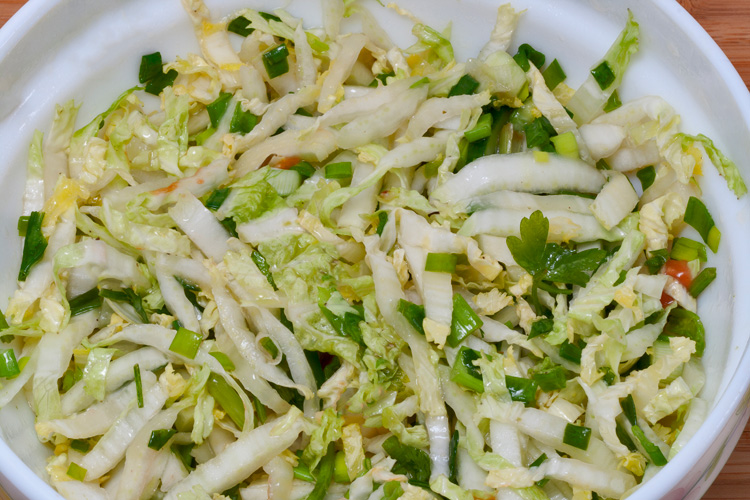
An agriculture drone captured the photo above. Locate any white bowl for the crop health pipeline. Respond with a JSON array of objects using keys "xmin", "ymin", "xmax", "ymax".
[{"xmin": 0, "ymin": 0, "xmax": 749, "ymax": 499}]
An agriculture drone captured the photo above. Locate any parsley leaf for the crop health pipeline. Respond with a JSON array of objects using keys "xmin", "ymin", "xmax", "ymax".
[{"xmin": 507, "ymin": 211, "xmax": 607, "ymax": 307}]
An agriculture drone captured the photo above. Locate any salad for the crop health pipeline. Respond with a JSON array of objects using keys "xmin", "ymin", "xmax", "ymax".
[{"xmin": 0, "ymin": 1, "xmax": 745, "ymax": 499}]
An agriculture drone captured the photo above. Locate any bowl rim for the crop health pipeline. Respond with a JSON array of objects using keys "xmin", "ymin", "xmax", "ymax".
[{"xmin": 0, "ymin": 1, "xmax": 749, "ymax": 499}]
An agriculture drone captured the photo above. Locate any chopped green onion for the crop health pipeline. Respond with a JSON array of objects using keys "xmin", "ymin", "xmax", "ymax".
[
  {"xmin": 207, "ymin": 372, "xmax": 245, "ymax": 429},
  {"xmin": 139, "ymin": 52, "xmax": 163, "ymax": 84},
  {"xmin": 369, "ymin": 70, "xmax": 395, "ymax": 87},
  {"xmin": 334, "ymin": 451, "xmax": 349, "ymax": 483},
  {"xmin": 221, "ymin": 217, "xmax": 238, "ymax": 238},
  {"xmin": 563, "ymin": 423, "xmax": 591, "ymax": 450},
  {"xmin": 252, "ymin": 394, "xmax": 268, "ymax": 424},
  {"xmin": 528, "ymin": 318, "xmax": 553, "ymax": 339},
  {"xmin": 100, "ymin": 288, "xmax": 149, "ymax": 323},
  {"xmin": 448, "ymin": 74, "xmax": 479, "ymax": 97},
  {"xmin": 293, "ymin": 460, "xmax": 315, "ymax": 482},
  {"xmin": 513, "ymin": 43, "xmax": 546, "ymax": 72},
  {"xmin": 304, "ymin": 349, "xmax": 325, "ymax": 388},
  {"xmin": 600, "ymin": 366, "xmax": 616, "ymax": 385},
  {"xmin": 307, "ymin": 443, "xmax": 336, "ymax": 500},
  {"xmin": 209, "ymin": 351, "xmax": 235, "ymax": 371},
  {"xmin": 684, "ymin": 196, "xmax": 720, "ymax": 252},
  {"xmin": 616, "ymin": 421, "xmax": 638, "ymax": 452},
  {"xmin": 17, "ymin": 215, "xmax": 29, "ymax": 237},
  {"xmin": 61, "ymin": 366, "xmax": 83, "ymax": 393},
  {"xmin": 620, "ymin": 394, "xmax": 637, "ymax": 426},
  {"xmin": 193, "ymin": 126, "xmax": 215, "ymax": 146},
  {"xmin": 69, "ymin": 288, "xmax": 103, "ymax": 317},
  {"xmin": 134, "ymin": 364, "xmax": 144, "ymax": 408},
  {"xmin": 596, "ymin": 159, "xmax": 611, "ymax": 170},
  {"xmin": 320, "ymin": 307, "xmax": 363, "ymax": 344},
  {"xmin": 450, "ymin": 346, "xmax": 484, "ymax": 393},
  {"xmin": 70, "ymin": 439, "xmax": 90, "ymax": 453},
  {"xmin": 671, "ymin": 237, "xmax": 707, "ymax": 263},
  {"xmin": 505, "ymin": 375, "xmax": 537, "ymax": 407},
  {"xmin": 144, "ymin": 69, "xmax": 178, "ymax": 96},
  {"xmin": 205, "ymin": 188, "xmax": 231, "ymax": 211},
  {"xmin": 324, "ymin": 161, "xmax": 352, "ymax": 179},
  {"xmin": 464, "ymin": 114, "xmax": 493, "ymax": 143},
  {"xmin": 251, "ymin": 250, "xmax": 278, "ymax": 290},
  {"xmin": 645, "ymin": 248, "xmax": 669, "ymax": 274},
  {"xmin": 663, "ymin": 308, "xmax": 705, "ymax": 357},
  {"xmin": 591, "ymin": 61, "xmax": 615, "ymax": 90},
  {"xmin": 524, "ymin": 116, "xmax": 557, "ymax": 149},
  {"xmin": 169, "ymin": 327, "xmax": 202, "ymax": 360},
  {"xmin": 550, "ymin": 131, "xmax": 579, "ymax": 159},
  {"xmin": 260, "ymin": 337, "xmax": 279, "ymax": 359},
  {"xmin": 295, "ymin": 107, "xmax": 313, "ymax": 117},
  {"xmin": 559, "ymin": 340, "xmax": 582, "ymax": 364},
  {"xmin": 291, "ymin": 161, "xmax": 316, "ymax": 179},
  {"xmin": 424, "ymin": 252, "xmax": 458, "ymax": 273},
  {"xmin": 637, "ymin": 165, "xmax": 656, "ymax": 191},
  {"xmin": 171, "ymin": 443, "xmax": 195, "ymax": 470},
  {"xmin": 148, "ymin": 429, "xmax": 176, "ymax": 451},
  {"xmin": 18, "ymin": 211, "xmax": 47, "ymax": 282},
  {"xmin": 382, "ymin": 435, "xmax": 431, "ymax": 484},
  {"xmin": 410, "ymin": 77, "xmax": 430, "ymax": 88},
  {"xmin": 207, "ymin": 92, "xmax": 233, "ymax": 128},
  {"xmin": 530, "ymin": 453, "xmax": 547, "ymax": 468},
  {"xmin": 448, "ymin": 430, "xmax": 459, "ymax": 484},
  {"xmin": 376, "ymin": 211, "xmax": 388, "ymax": 236},
  {"xmin": 632, "ymin": 425, "xmax": 667, "ymax": 466},
  {"xmin": 529, "ymin": 358, "xmax": 567, "ymax": 391},
  {"xmin": 229, "ymin": 103, "xmax": 258, "ymax": 135},
  {"xmin": 447, "ymin": 293, "xmax": 484, "ymax": 347},
  {"xmin": 0, "ymin": 349, "xmax": 20, "ymax": 378},
  {"xmin": 227, "ymin": 16, "xmax": 254, "ymax": 37},
  {"xmin": 262, "ymin": 44, "xmax": 290, "ymax": 79},
  {"xmin": 604, "ymin": 89, "xmax": 622, "ymax": 112},
  {"xmin": 259, "ymin": 11, "xmax": 282, "ymax": 22},
  {"xmin": 66, "ymin": 462, "xmax": 87, "ymax": 481},
  {"xmin": 398, "ymin": 299, "xmax": 425, "ymax": 335},
  {"xmin": 542, "ymin": 59, "xmax": 566, "ymax": 90},
  {"xmin": 689, "ymin": 267, "xmax": 717, "ymax": 297}
]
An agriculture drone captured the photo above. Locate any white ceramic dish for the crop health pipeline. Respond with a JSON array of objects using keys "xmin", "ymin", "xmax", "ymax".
[{"xmin": 0, "ymin": 0, "xmax": 748, "ymax": 499}]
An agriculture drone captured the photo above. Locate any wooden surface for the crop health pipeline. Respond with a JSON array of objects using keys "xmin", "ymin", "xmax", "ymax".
[{"xmin": 0, "ymin": 0, "xmax": 748, "ymax": 499}]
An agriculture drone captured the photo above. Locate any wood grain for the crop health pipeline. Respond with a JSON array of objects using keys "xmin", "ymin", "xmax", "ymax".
[{"xmin": 0, "ymin": 1, "xmax": 749, "ymax": 499}]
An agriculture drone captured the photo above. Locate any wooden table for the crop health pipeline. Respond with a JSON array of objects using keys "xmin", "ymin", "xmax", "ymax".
[{"xmin": 0, "ymin": 0, "xmax": 748, "ymax": 499}]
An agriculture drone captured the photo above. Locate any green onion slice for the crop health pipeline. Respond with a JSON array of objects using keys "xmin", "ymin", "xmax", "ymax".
[
  {"xmin": 542, "ymin": 59, "xmax": 566, "ymax": 90},
  {"xmin": 449, "ymin": 346, "xmax": 484, "ymax": 393},
  {"xmin": 632, "ymin": 425, "xmax": 668, "ymax": 466},
  {"xmin": 0, "ymin": 349, "xmax": 20, "ymax": 378},
  {"xmin": 689, "ymin": 267, "xmax": 716, "ymax": 297},
  {"xmin": 506, "ymin": 375, "xmax": 538, "ymax": 407},
  {"xmin": 148, "ymin": 429, "xmax": 177, "ymax": 451},
  {"xmin": 324, "ymin": 161, "xmax": 353, "ymax": 179},
  {"xmin": 66, "ymin": 462, "xmax": 87, "ymax": 481},
  {"xmin": 447, "ymin": 293, "xmax": 483, "ymax": 347},
  {"xmin": 563, "ymin": 423, "xmax": 592, "ymax": 450},
  {"xmin": 671, "ymin": 237, "xmax": 707, "ymax": 263},
  {"xmin": 448, "ymin": 74, "xmax": 479, "ymax": 97},
  {"xmin": 18, "ymin": 211, "xmax": 47, "ymax": 282},
  {"xmin": 262, "ymin": 44, "xmax": 290, "ymax": 79},
  {"xmin": 591, "ymin": 61, "xmax": 615, "ymax": 90},
  {"xmin": 134, "ymin": 364, "xmax": 144, "ymax": 408},
  {"xmin": 169, "ymin": 327, "xmax": 203, "ymax": 360},
  {"xmin": 207, "ymin": 372, "xmax": 245, "ymax": 429},
  {"xmin": 424, "ymin": 252, "xmax": 458, "ymax": 273},
  {"xmin": 398, "ymin": 299, "xmax": 425, "ymax": 335}
]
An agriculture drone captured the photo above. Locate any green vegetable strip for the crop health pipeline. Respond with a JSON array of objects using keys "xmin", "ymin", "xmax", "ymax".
[
  {"xmin": 591, "ymin": 61, "xmax": 615, "ymax": 90},
  {"xmin": 632, "ymin": 425, "xmax": 667, "ymax": 466},
  {"xmin": 207, "ymin": 92, "xmax": 233, "ymax": 128},
  {"xmin": 263, "ymin": 44, "xmax": 290, "ymax": 79},
  {"xmin": 542, "ymin": 59, "xmax": 566, "ymax": 90},
  {"xmin": 68, "ymin": 288, "xmax": 103, "ymax": 317},
  {"xmin": 324, "ymin": 161, "xmax": 353, "ymax": 179},
  {"xmin": 529, "ymin": 359, "xmax": 567, "ymax": 391},
  {"xmin": 205, "ymin": 188, "xmax": 231, "ymax": 211},
  {"xmin": 169, "ymin": 327, "xmax": 203, "ymax": 360},
  {"xmin": 450, "ymin": 346, "xmax": 484, "ymax": 393},
  {"xmin": 447, "ymin": 294, "xmax": 483, "ymax": 347},
  {"xmin": 637, "ymin": 165, "xmax": 656, "ymax": 191},
  {"xmin": 464, "ymin": 114, "xmax": 493, "ymax": 143},
  {"xmin": 528, "ymin": 318, "xmax": 553, "ymax": 339},
  {"xmin": 375, "ymin": 211, "xmax": 388, "ymax": 236},
  {"xmin": 66, "ymin": 462, "xmax": 87, "ymax": 481},
  {"xmin": 513, "ymin": 43, "xmax": 546, "ymax": 72},
  {"xmin": 559, "ymin": 340, "xmax": 582, "ymax": 364},
  {"xmin": 620, "ymin": 394, "xmax": 637, "ymax": 426},
  {"xmin": 70, "ymin": 439, "xmax": 90, "ymax": 453},
  {"xmin": 17, "ymin": 215, "xmax": 29, "ymax": 237},
  {"xmin": 645, "ymin": 248, "xmax": 669, "ymax": 274},
  {"xmin": 209, "ymin": 351, "xmax": 236, "ymax": 371},
  {"xmin": 448, "ymin": 430, "xmax": 459, "ymax": 484},
  {"xmin": 684, "ymin": 196, "xmax": 720, "ymax": 252},
  {"xmin": 100, "ymin": 288, "xmax": 150, "ymax": 323},
  {"xmin": 398, "ymin": 299, "xmax": 426, "ymax": 335},
  {"xmin": 0, "ymin": 349, "xmax": 20, "ymax": 378},
  {"xmin": 506, "ymin": 375, "xmax": 537, "ymax": 407},
  {"xmin": 251, "ymin": 250, "xmax": 278, "ymax": 290},
  {"xmin": 227, "ymin": 16, "xmax": 254, "ymax": 36},
  {"xmin": 293, "ymin": 460, "xmax": 315, "ymax": 482},
  {"xmin": 229, "ymin": 104, "xmax": 258, "ymax": 135},
  {"xmin": 333, "ymin": 451, "xmax": 349, "ymax": 483},
  {"xmin": 207, "ymin": 372, "xmax": 245, "ymax": 429},
  {"xmin": 134, "ymin": 364, "xmax": 144, "ymax": 408},
  {"xmin": 663, "ymin": 308, "xmax": 706, "ymax": 357},
  {"xmin": 448, "ymin": 74, "xmax": 479, "ymax": 97},
  {"xmin": 144, "ymin": 69, "xmax": 178, "ymax": 96},
  {"xmin": 670, "ymin": 237, "xmax": 707, "ymax": 262},
  {"xmin": 382, "ymin": 435, "xmax": 431, "ymax": 484},
  {"xmin": 307, "ymin": 443, "xmax": 336, "ymax": 500},
  {"xmin": 139, "ymin": 52, "xmax": 163, "ymax": 84},
  {"xmin": 615, "ymin": 421, "xmax": 638, "ymax": 452},
  {"xmin": 291, "ymin": 161, "xmax": 316, "ymax": 179},
  {"xmin": 148, "ymin": 429, "xmax": 177, "ymax": 451},
  {"xmin": 424, "ymin": 252, "xmax": 458, "ymax": 273},
  {"xmin": 689, "ymin": 267, "xmax": 716, "ymax": 297},
  {"xmin": 562, "ymin": 423, "xmax": 592, "ymax": 450},
  {"xmin": 18, "ymin": 211, "xmax": 47, "ymax": 282},
  {"xmin": 603, "ymin": 89, "xmax": 622, "ymax": 112}
]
